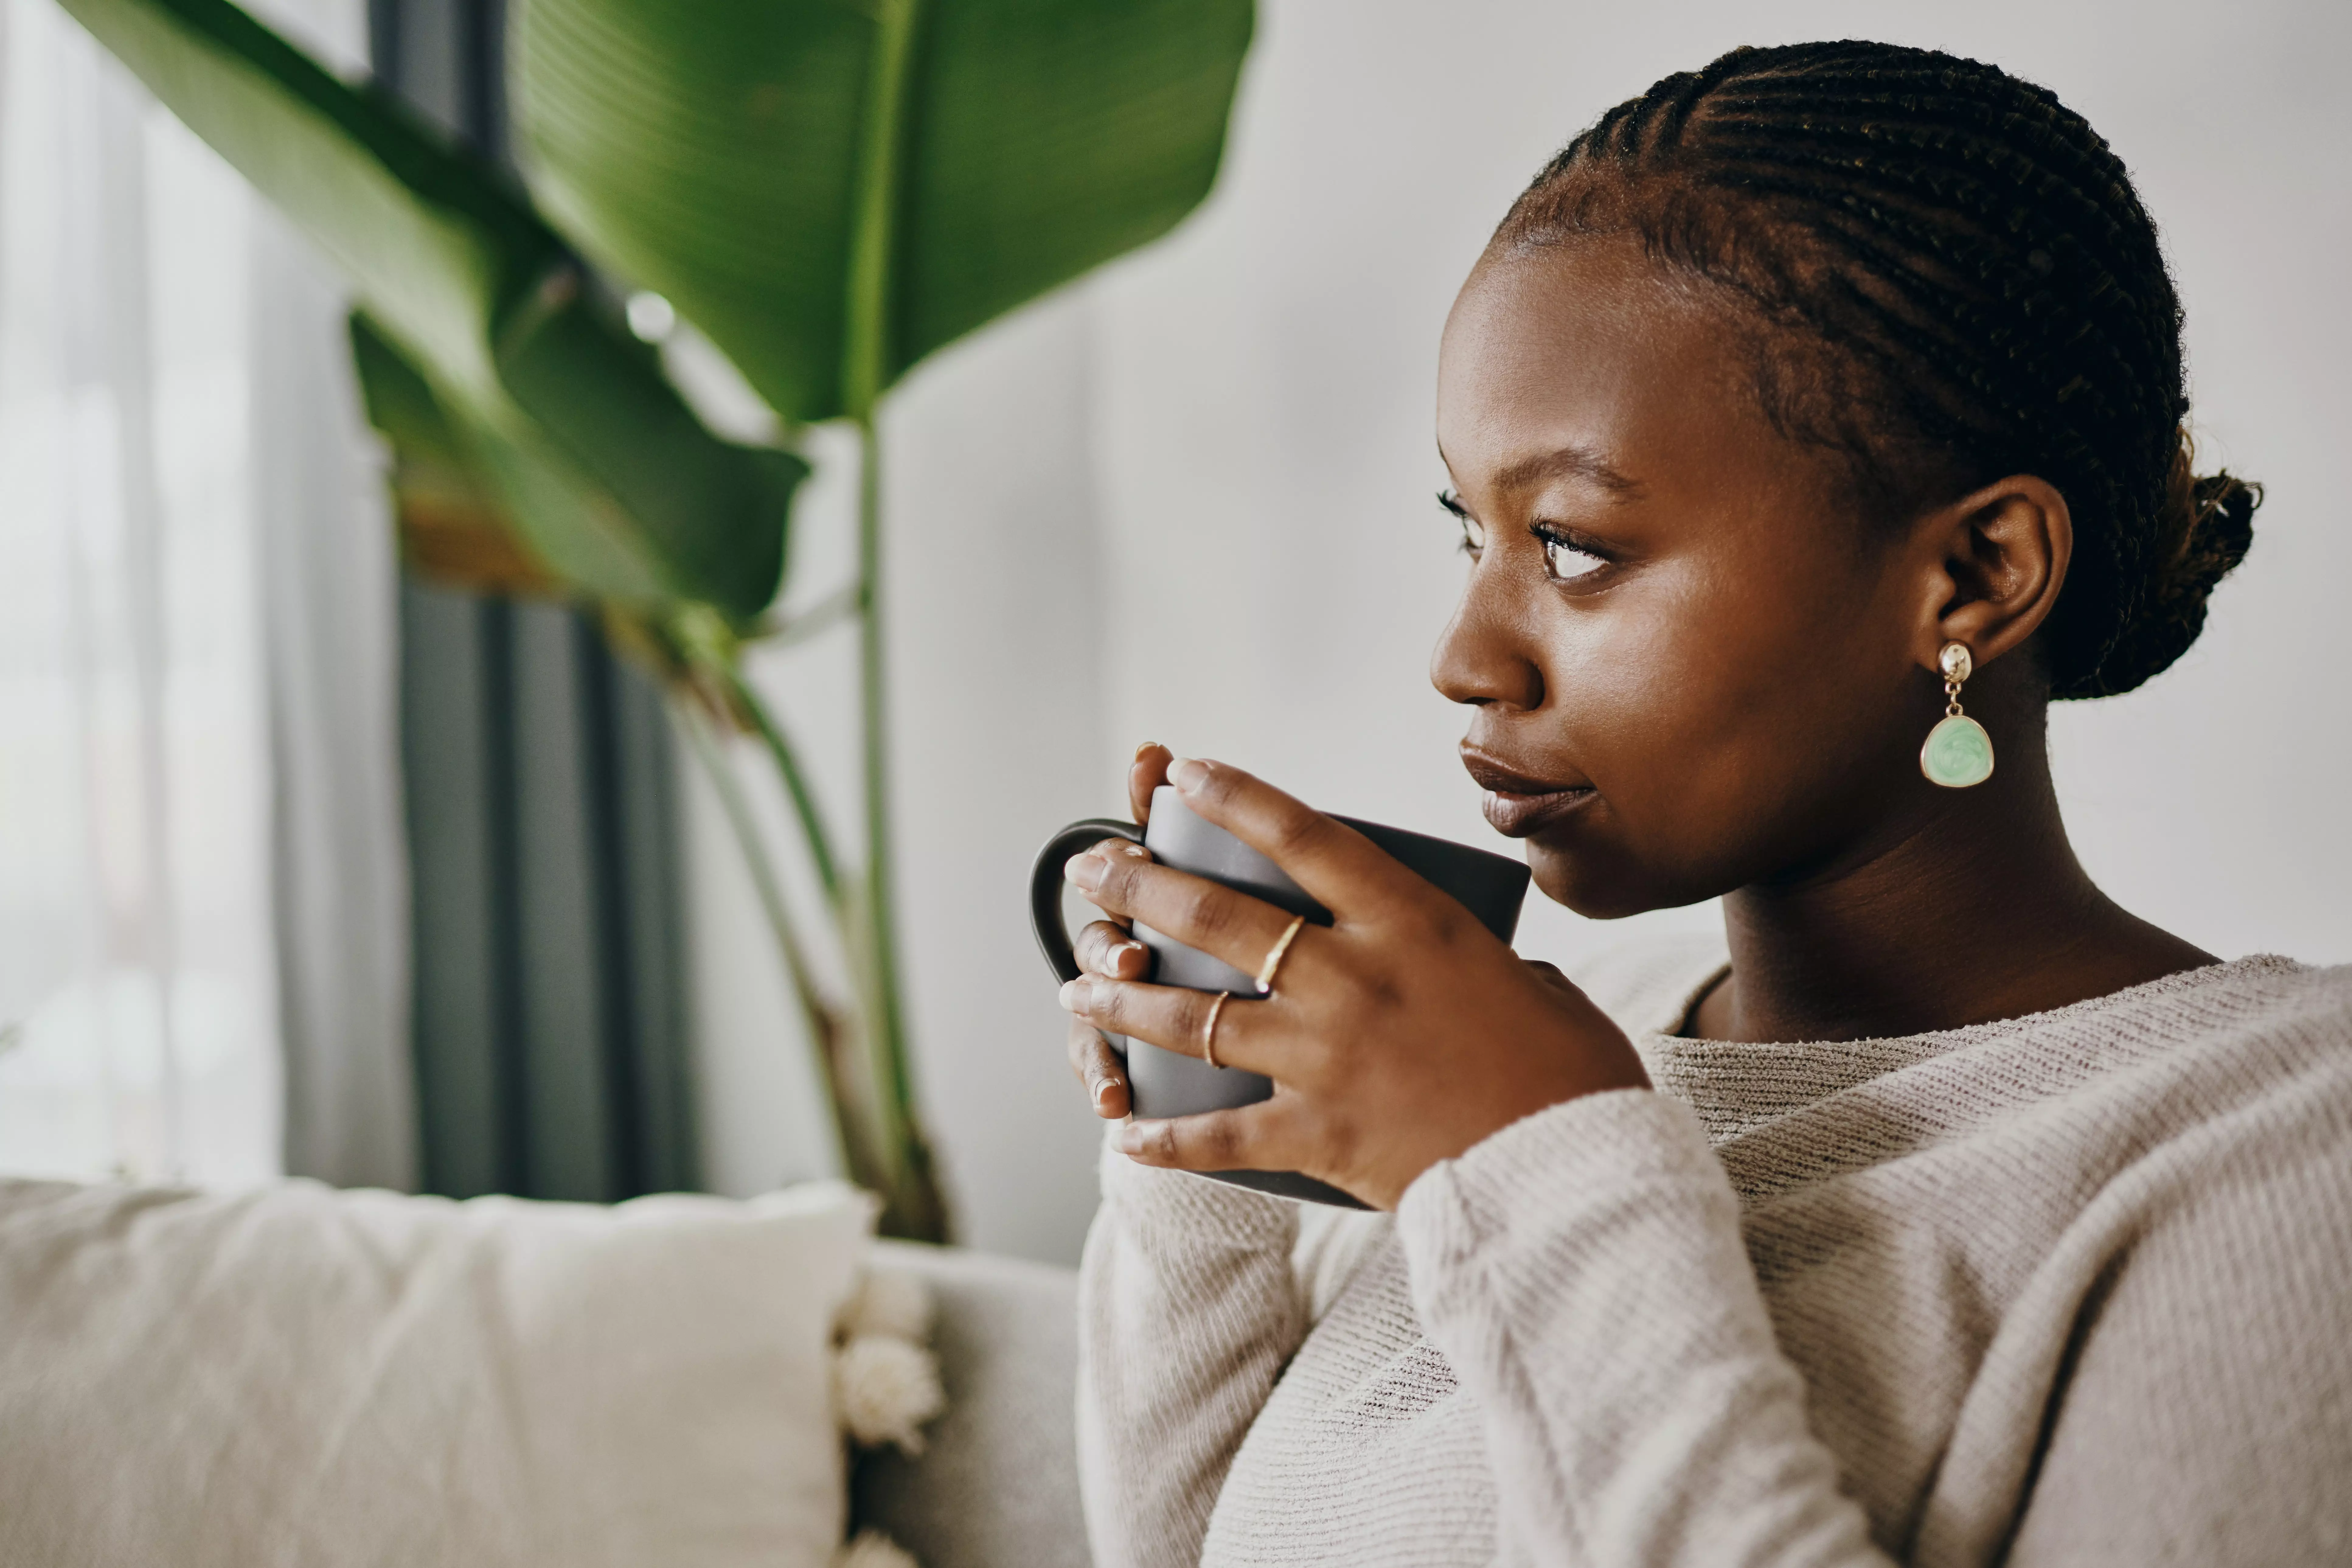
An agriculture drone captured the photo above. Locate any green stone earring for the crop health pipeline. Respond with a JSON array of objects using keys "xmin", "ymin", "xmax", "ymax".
[{"xmin": 1920, "ymin": 642, "xmax": 1994, "ymax": 788}]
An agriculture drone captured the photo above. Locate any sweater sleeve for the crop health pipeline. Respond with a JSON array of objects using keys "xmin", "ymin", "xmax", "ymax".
[
  {"xmin": 1997, "ymin": 1092, "xmax": 2352, "ymax": 1566},
  {"xmin": 1077, "ymin": 1133, "xmax": 1306, "ymax": 1568},
  {"xmin": 1395, "ymin": 1090, "xmax": 1894, "ymax": 1568}
]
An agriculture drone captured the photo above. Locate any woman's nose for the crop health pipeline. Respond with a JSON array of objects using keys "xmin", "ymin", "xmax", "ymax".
[{"xmin": 1430, "ymin": 576, "xmax": 1544, "ymax": 712}]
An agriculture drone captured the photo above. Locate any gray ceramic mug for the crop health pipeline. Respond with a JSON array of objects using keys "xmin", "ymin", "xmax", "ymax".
[{"xmin": 1030, "ymin": 786, "xmax": 1532, "ymax": 1207}]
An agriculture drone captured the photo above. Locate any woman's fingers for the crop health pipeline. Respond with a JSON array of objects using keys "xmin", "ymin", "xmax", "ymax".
[
  {"xmin": 1070, "ymin": 835, "xmax": 1153, "ymax": 921},
  {"xmin": 1064, "ymin": 847, "xmax": 1309, "ymax": 982},
  {"xmin": 1116, "ymin": 1101, "xmax": 1296, "ymax": 1174},
  {"xmin": 1065, "ymin": 1014, "xmax": 1130, "ymax": 1119},
  {"xmin": 1163, "ymin": 757, "xmax": 1420, "ymax": 917},
  {"xmin": 1057, "ymin": 976, "xmax": 1282, "ymax": 1079},
  {"xmin": 1075, "ymin": 919, "xmax": 1151, "ymax": 981},
  {"xmin": 1129, "ymin": 742, "xmax": 1175, "ymax": 824}
]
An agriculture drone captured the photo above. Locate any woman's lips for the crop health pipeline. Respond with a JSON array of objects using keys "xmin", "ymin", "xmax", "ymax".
[
  {"xmin": 1480, "ymin": 784, "xmax": 1598, "ymax": 837},
  {"xmin": 1460, "ymin": 748, "xmax": 1598, "ymax": 838}
]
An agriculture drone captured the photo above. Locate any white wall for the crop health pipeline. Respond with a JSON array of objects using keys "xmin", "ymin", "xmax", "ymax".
[{"xmin": 690, "ymin": 0, "xmax": 2352, "ymax": 1264}]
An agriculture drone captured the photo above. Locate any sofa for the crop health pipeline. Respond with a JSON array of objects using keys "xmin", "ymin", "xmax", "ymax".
[
  {"xmin": 0, "ymin": 1177, "xmax": 1087, "ymax": 1568},
  {"xmin": 853, "ymin": 1242, "xmax": 1092, "ymax": 1568}
]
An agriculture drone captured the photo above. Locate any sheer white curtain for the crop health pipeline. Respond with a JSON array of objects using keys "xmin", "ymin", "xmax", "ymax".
[{"xmin": 0, "ymin": 0, "xmax": 409, "ymax": 1189}]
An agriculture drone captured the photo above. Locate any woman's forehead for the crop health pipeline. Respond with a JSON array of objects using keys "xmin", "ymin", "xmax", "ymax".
[{"xmin": 1437, "ymin": 241, "xmax": 1775, "ymax": 490}]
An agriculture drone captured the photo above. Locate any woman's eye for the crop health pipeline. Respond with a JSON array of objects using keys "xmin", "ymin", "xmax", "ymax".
[
  {"xmin": 1542, "ymin": 534, "xmax": 1607, "ymax": 581},
  {"xmin": 1438, "ymin": 490, "xmax": 1484, "ymax": 555}
]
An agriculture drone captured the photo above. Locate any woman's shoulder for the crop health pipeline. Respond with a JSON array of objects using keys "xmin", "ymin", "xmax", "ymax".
[
  {"xmin": 1555, "ymin": 938, "xmax": 2351, "ymax": 1060},
  {"xmin": 1878, "ymin": 956, "xmax": 2352, "ymax": 1192},
  {"xmin": 2042, "ymin": 953, "xmax": 2351, "ymax": 1073},
  {"xmin": 2220, "ymin": 953, "xmax": 2352, "ymax": 1028},
  {"xmin": 2150, "ymin": 955, "xmax": 2352, "ymax": 1098}
]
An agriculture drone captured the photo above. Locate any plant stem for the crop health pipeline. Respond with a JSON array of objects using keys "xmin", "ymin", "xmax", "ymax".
[
  {"xmin": 834, "ymin": 0, "xmax": 947, "ymax": 1242},
  {"xmin": 675, "ymin": 698, "xmax": 877, "ymax": 1190},
  {"xmin": 720, "ymin": 666, "xmax": 844, "ymax": 909},
  {"xmin": 852, "ymin": 413, "xmax": 947, "ymax": 1242}
]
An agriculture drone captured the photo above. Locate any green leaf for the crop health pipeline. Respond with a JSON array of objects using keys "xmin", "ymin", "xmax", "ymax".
[
  {"xmin": 349, "ymin": 310, "xmax": 551, "ymax": 594},
  {"xmin": 890, "ymin": 0, "xmax": 1256, "ymax": 379},
  {"xmin": 509, "ymin": 0, "xmax": 1255, "ymax": 424},
  {"xmin": 497, "ymin": 281, "xmax": 807, "ymax": 618},
  {"xmin": 59, "ymin": 0, "xmax": 805, "ymax": 622}
]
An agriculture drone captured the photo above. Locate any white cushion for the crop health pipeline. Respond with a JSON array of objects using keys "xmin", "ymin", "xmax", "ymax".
[{"xmin": 0, "ymin": 1176, "xmax": 874, "ymax": 1568}]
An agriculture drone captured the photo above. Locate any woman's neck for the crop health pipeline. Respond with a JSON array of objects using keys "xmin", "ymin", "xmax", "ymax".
[{"xmin": 1689, "ymin": 721, "xmax": 2215, "ymax": 1044}]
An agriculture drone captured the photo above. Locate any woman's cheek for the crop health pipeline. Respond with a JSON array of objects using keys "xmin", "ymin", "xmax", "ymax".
[{"xmin": 1524, "ymin": 597, "xmax": 1772, "ymax": 911}]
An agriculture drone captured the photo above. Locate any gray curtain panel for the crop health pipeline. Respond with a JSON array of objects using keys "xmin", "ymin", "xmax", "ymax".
[{"xmin": 371, "ymin": 0, "xmax": 696, "ymax": 1201}]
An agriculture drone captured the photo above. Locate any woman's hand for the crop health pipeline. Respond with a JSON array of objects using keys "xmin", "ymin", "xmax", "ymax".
[
  {"xmin": 1062, "ymin": 744, "xmax": 1179, "ymax": 1122},
  {"xmin": 1059, "ymin": 756, "xmax": 1650, "ymax": 1209}
]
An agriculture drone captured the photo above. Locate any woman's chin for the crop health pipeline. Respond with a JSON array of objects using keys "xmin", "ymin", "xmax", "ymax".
[{"xmin": 1525, "ymin": 839, "xmax": 1695, "ymax": 923}]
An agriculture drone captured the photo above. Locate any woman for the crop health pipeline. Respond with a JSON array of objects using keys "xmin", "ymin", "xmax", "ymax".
[{"xmin": 1053, "ymin": 39, "xmax": 2352, "ymax": 1568}]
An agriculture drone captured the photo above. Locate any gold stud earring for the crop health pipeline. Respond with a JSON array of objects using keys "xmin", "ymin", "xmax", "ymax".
[{"xmin": 1920, "ymin": 642, "xmax": 1995, "ymax": 788}]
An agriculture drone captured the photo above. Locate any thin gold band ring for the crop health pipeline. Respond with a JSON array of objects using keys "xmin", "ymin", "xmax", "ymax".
[
  {"xmin": 1255, "ymin": 914, "xmax": 1308, "ymax": 996},
  {"xmin": 1201, "ymin": 992, "xmax": 1228, "ymax": 1070}
]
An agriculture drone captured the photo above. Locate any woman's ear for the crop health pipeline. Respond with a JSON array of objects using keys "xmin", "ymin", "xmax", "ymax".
[{"xmin": 1905, "ymin": 474, "xmax": 2072, "ymax": 674}]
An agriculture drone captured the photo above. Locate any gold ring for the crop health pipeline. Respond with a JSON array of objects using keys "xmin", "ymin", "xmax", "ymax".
[
  {"xmin": 1254, "ymin": 915, "xmax": 1308, "ymax": 997},
  {"xmin": 1201, "ymin": 992, "xmax": 1228, "ymax": 1070}
]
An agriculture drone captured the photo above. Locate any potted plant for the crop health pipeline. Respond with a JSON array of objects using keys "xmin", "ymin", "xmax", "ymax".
[{"xmin": 58, "ymin": 0, "xmax": 1254, "ymax": 1239}]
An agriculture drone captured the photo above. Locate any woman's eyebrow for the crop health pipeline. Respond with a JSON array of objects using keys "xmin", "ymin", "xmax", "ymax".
[{"xmin": 1491, "ymin": 443, "xmax": 1645, "ymax": 498}]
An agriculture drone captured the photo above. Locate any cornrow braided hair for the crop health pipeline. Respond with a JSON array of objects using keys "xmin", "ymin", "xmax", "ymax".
[{"xmin": 1497, "ymin": 40, "xmax": 2258, "ymax": 698}]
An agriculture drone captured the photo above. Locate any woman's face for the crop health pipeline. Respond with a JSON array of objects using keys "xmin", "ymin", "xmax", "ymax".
[{"xmin": 1432, "ymin": 233, "xmax": 1940, "ymax": 917}]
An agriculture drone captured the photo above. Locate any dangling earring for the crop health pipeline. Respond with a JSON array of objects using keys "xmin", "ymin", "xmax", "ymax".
[{"xmin": 1920, "ymin": 642, "xmax": 1995, "ymax": 788}]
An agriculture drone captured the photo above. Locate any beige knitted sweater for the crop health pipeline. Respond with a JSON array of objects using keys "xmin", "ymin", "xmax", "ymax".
[{"xmin": 1076, "ymin": 943, "xmax": 2352, "ymax": 1567}]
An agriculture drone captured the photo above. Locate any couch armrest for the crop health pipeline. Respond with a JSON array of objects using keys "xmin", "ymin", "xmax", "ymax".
[{"xmin": 851, "ymin": 1241, "xmax": 1089, "ymax": 1568}]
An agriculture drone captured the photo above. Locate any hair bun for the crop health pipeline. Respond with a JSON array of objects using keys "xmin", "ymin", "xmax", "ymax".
[{"xmin": 2087, "ymin": 432, "xmax": 2260, "ymax": 696}]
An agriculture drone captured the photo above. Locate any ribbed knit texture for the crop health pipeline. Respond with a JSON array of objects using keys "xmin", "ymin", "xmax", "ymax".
[{"xmin": 1076, "ymin": 944, "xmax": 2352, "ymax": 1566}]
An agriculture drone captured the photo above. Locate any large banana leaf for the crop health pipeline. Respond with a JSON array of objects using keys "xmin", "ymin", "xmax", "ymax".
[
  {"xmin": 59, "ymin": 0, "xmax": 806, "ymax": 622},
  {"xmin": 509, "ymin": 0, "xmax": 1256, "ymax": 423},
  {"xmin": 348, "ymin": 310, "xmax": 555, "ymax": 594}
]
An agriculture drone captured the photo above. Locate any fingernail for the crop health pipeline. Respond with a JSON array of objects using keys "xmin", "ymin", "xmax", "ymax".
[
  {"xmin": 1116, "ymin": 1123, "xmax": 1147, "ymax": 1155},
  {"xmin": 1064, "ymin": 852, "xmax": 1107, "ymax": 891},
  {"xmin": 1170, "ymin": 757, "xmax": 1209, "ymax": 794},
  {"xmin": 1092, "ymin": 1077, "xmax": 1121, "ymax": 1110},
  {"xmin": 1133, "ymin": 741, "xmax": 1163, "ymax": 760},
  {"xmin": 1058, "ymin": 978, "xmax": 1093, "ymax": 1012},
  {"xmin": 1113, "ymin": 842, "xmax": 1149, "ymax": 860},
  {"xmin": 1114, "ymin": 939, "xmax": 1146, "ymax": 974}
]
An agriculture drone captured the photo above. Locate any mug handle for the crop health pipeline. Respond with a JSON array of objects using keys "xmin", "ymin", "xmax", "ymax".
[{"xmin": 1030, "ymin": 819, "xmax": 1145, "ymax": 983}]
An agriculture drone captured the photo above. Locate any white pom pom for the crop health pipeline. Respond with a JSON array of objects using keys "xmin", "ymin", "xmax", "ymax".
[
  {"xmin": 833, "ymin": 1333, "xmax": 945, "ymax": 1455},
  {"xmin": 838, "ymin": 1265, "xmax": 933, "ymax": 1344},
  {"xmin": 834, "ymin": 1528, "xmax": 921, "ymax": 1568}
]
